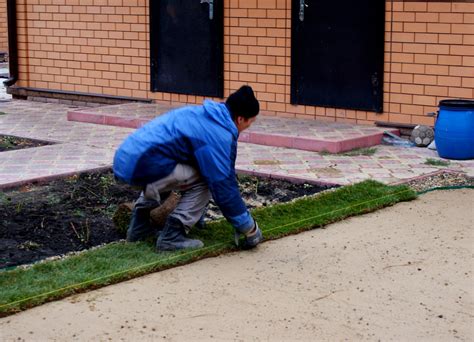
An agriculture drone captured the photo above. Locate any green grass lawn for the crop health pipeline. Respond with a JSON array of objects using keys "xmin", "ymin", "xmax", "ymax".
[
  {"xmin": 0, "ymin": 180, "xmax": 416, "ymax": 317},
  {"xmin": 424, "ymin": 158, "xmax": 451, "ymax": 167}
]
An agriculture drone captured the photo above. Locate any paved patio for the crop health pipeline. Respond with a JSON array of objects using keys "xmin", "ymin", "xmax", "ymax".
[
  {"xmin": 68, "ymin": 103, "xmax": 398, "ymax": 153},
  {"xmin": 0, "ymin": 98, "xmax": 473, "ymax": 189}
]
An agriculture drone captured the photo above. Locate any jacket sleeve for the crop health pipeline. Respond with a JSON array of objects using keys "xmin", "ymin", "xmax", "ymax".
[{"xmin": 194, "ymin": 144, "xmax": 254, "ymax": 233}]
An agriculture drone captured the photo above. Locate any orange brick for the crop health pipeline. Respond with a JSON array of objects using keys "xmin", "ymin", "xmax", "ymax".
[
  {"xmin": 392, "ymin": 53, "xmax": 414, "ymax": 63},
  {"xmin": 239, "ymin": 54, "xmax": 257, "ymax": 64},
  {"xmin": 257, "ymin": 74, "xmax": 276, "ymax": 83},
  {"xmin": 248, "ymin": 27, "xmax": 267, "ymax": 36},
  {"xmin": 267, "ymin": 10, "xmax": 286, "ymax": 19},
  {"xmin": 451, "ymin": 45, "xmax": 474, "ymax": 56},
  {"xmin": 426, "ymin": 44, "xmax": 450, "ymax": 55},
  {"xmin": 248, "ymin": 64, "xmax": 266, "ymax": 73},
  {"xmin": 258, "ymin": 0, "xmax": 276, "ymax": 9},
  {"xmin": 257, "ymin": 18, "xmax": 277, "ymax": 28},
  {"xmin": 230, "ymin": 45, "xmax": 247, "ymax": 54},
  {"xmin": 414, "ymin": 54, "xmax": 438, "ymax": 64},
  {"xmin": 448, "ymin": 87, "xmax": 473, "ymax": 98},
  {"xmin": 266, "ymin": 47, "xmax": 285, "ymax": 56},
  {"xmin": 391, "ymin": 93, "xmax": 413, "ymax": 104},
  {"xmin": 414, "ymin": 74, "xmax": 438, "ymax": 85},
  {"xmin": 413, "ymin": 95, "xmax": 436, "ymax": 106},
  {"xmin": 427, "ymin": 3, "xmax": 451, "ymax": 12},
  {"xmin": 415, "ymin": 13, "xmax": 439, "ymax": 23},
  {"xmin": 402, "ymin": 43, "xmax": 426, "ymax": 53},
  {"xmin": 231, "ymin": 8, "xmax": 248, "ymax": 17},
  {"xmin": 229, "ymin": 27, "xmax": 248, "ymax": 36},
  {"xmin": 452, "ymin": 24, "xmax": 474, "ymax": 34},
  {"xmin": 230, "ymin": 63, "xmax": 248, "ymax": 72},
  {"xmin": 267, "ymin": 28, "xmax": 286, "ymax": 38},
  {"xmin": 239, "ymin": 36, "xmax": 257, "ymax": 45},
  {"xmin": 439, "ymin": 55, "xmax": 463, "ymax": 66},
  {"xmin": 401, "ymin": 63, "xmax": 425, "ymax": 74},
  {"xmin": 275, "ymin": 75, "xmax": 286, "ymax": 84},
  {"xmin": 248, "ymin": 46, "xmax": 266, "ymax": 55},
  {"xmin": 452, "ymin": 3, "xmax": 474, "ymax": 13},
  {"xmin": 414, "ymin": 33, "xmax": 438, "ymax": 44},
  {"xmin": 439, "ymin": 13, "xmax": 464, "ymax": 24},
  {"xmin": 437, "ymin": 76, "xmax": 462, "ymax": 87},
  {"xmin": 275, "ymin": 93, "xmax": 285, "ymax": 103},
  {"xmin": 405, "ymin": 2, "xmax": 428, "ymax": 12},
  {"xmin": 247, "ymin": 9, "xmax": 266, "ymax": 18},
  {"xmin": 463, "ymin": 56, "xmax": 474, "ymax": 66},
  {"xmin": 404, "ymin": 23, "xmax": 427, "ymax": 33},
  {"xmin": 462, "ymin": 77, "xmax": 474, "ymax": 88},
  {"xmin": 266, "ymin": 65, "xmax": 285, "ymax": 75},
  {"xmin": 465, "ymin": 14, "xmax": 474, "ymax": 24},
  {"xmin": 257, "ymin": 37, "xmax": 276, "ymax": 46},
  {"xmin": 425, "ymin": 85, "xmax": 449, "ymax": 96},
  {"xmin": 427, "ymin": 23, "xmax": 451, "ymax": 34},
  {"xmin": 401, "ymin": 104, "xmax": 425, "ymax": 116},
  {"xmin": 401, "ymin": 84, "xmax": 424, "ymax": 95},
  {"xmin": 392, "ymin": 32, "xmax": 415, "ymax": 43},
  {"xmin": 267, "ymin": 84, "xmax": 285, "ymax": 94},
  {"xmin": 438, "ymin": 34, "xmax": 463, "ymax": 45},
  {"xmin": 239, "ymin": 0, "xmax": 257, "ymax": 9},
  {"xmin": 390, "ymin": 83, "xmax": 402, "ymax": 93},
  {"xmin": 392, "ymin": 22, "xmax": 403, "ymax": 32},
  {"xmin": 239, "ymin": 18, "xmax": 257, "ymax": 27},
  {"xmin": 257, "ymin": 55, "xmax": 276, "ymax": 65},
  {"xmin": 258, "ymin": 92, "xmax": 276, "ymax": 101},
  {"xmin": 276, "ymin": 0, "xmax": 285, "ymax": 9},
  {"xmin": 393, "ymin": 12, "xmax": 415, "ymax": 22},
  {"xmin": 449, "ymin": 66, "xmax": 474, "ymax": 77},
  {"xmin": 425, "ymin": 65, "xmax": 449, "ymax": 76},
  {"xmin": 464, "ymin": 35, "xmax": 474, "ymax": 45},
  {"xmin": 239, "ymin": 72, "xmax": 257, "ymax": 82}
]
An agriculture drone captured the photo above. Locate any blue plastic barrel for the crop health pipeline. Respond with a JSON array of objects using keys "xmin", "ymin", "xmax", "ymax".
[{"xmin": 435, "ymin": 99, "xmax": 474, "ymax": 160}]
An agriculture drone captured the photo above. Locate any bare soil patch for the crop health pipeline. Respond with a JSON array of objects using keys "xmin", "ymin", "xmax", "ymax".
[
  {"xmin": 0, "ymin": 170, "xmax": 333, "ymax": 269},
  {"xmin": 0, "ymin": 135, "xmax": 52, "ymax": 152}
]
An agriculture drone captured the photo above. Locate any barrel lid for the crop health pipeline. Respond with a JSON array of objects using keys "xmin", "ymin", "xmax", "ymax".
[{"xmin": 439, "ymin": 99, "xmax": 474, "ymax": 109}]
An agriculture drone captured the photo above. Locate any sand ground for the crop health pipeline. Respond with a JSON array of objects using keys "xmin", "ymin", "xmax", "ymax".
[{"xmin": 1, "ymin": 189, "xmax": 473, "ymax": 341}]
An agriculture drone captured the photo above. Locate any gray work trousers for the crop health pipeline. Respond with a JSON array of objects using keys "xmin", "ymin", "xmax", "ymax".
[{"xmin": 137, "ymin": 164, "xmax": 211, "ymax": 229}]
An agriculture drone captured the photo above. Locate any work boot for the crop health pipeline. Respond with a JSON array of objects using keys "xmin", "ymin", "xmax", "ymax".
[
  {"xmin": 156, "ymin": 216, "xmax": 204, "ymax": 251},
  {"xmin": 127, "ymin": 199, "xmax": 160, "ymax": 242}
]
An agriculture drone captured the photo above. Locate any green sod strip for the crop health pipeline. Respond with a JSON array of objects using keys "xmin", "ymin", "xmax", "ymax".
[{"xmin": 0, "ymin": 180, "xmax": 416, "ymax": 316}]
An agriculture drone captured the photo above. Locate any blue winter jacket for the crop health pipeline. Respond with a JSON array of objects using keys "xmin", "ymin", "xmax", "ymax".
[{"xmin": 113, "ymin": 100, "xmax": 253, "ymax": 232}]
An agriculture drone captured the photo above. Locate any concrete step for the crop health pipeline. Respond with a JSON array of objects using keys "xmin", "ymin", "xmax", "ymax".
[{"xmin": 68, "ymin": 102, "xmax": 399, "ymax": 153}]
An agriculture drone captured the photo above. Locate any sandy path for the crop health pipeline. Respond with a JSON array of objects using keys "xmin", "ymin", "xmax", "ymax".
[{"xmin": 1, "ymin": 189, "xmax": 473, "ymax": 341}]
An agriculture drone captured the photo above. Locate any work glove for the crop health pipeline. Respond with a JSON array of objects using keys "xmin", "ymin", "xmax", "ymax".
[{"xmin": 234, "ymin": 220, "xmax": 263, "ymax": 249}]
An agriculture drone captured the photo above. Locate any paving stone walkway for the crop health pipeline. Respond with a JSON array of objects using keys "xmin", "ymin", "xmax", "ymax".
[
  {"xmin": 1, "ymin": 99, "xmax": 473, "ymax": 189},
  {"xmin": 68, "ymin": 103, "xmax": 398, "ymax": 153}
]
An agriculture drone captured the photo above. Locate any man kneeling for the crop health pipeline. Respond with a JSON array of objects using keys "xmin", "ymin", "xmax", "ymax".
[{"xmin": 113, "ymin": 85, "xmax": 263, "ymax": 251}]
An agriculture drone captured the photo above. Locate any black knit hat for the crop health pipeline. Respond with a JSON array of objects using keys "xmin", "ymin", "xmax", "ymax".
[{"xmin": 225, "ymin": 85, "xmax": 260, "ymax": 119}]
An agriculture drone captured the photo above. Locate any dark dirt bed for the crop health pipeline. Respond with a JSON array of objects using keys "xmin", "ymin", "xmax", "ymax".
[
  {"xmin": 0, "ymin": 135, "xmax": 52, "ymax": 152},
  {"xmin": 0, "ymin": 170, "xmax": 333, "ymax": 269}
]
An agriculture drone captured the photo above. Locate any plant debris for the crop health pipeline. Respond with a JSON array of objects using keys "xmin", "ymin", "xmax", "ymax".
[
  {"xmin": 0, "ymin": 135, "xmax": 52, "ymax": 152},
  {"xmin": 404, "ymin": 172, "xmax": 474, "ymax": 193}
]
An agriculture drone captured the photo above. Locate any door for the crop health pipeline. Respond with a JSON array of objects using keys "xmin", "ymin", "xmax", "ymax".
[
  {"xmin": 150, "ymin": 0, "xmax": 224, "ymax": 97},
  {"xmin": 291, "ymin": 0, "xmax": 385, "ymax": 112}
]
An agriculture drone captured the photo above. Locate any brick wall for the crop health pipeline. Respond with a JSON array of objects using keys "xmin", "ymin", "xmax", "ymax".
[
  {"xmin": 387, "ymin": 1, "xmax": 474, "ymax": 126},
  {"xmin": 14, "ymin": 0, "xmax": 474, "ymax": 126},
  {"xmin": 0, "ymin": 0, "xmax": 8, "ymax": 54}
]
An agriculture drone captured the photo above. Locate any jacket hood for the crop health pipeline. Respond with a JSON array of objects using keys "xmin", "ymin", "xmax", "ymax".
[{"xmin": 203, "ymin": 100, "xmax": 238, "ymax": 138}]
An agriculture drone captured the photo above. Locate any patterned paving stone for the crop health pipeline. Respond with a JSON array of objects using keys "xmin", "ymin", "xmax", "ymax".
[
  {"xmin": 67, "ymin": 102, "xmax": 399, "ymax": 153},
  {"xmin": 0, "ymin": 100, "xmax": 473, "ymax": 189}
]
